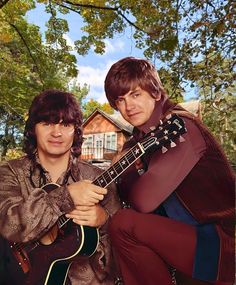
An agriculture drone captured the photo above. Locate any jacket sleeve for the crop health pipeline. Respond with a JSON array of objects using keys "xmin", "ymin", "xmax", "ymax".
[
  {"xmin": 119, "ymin": 118, "xmax": 207, "ymax": 213},
  {"xmin": 0, "ymin": 160, "xmax": 74, "ymax": 243}
]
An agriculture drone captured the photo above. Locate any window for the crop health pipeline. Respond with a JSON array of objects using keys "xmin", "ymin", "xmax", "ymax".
[
  {"xmin": 105, "ymin": 132, "xmax": 117, "ymax": 151},
  {"xmin": 82, "ymin": 135, "xmax": 93, "ymax": 154}
]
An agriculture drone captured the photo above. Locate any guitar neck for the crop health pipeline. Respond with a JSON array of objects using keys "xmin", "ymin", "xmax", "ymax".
[
  {"xmin": 93, "ymin": 142, "xmax": 145, "ymax": 188},
  {"xmin": 56, "ymin": 143, "xmax": 145, "ymax": 229}
]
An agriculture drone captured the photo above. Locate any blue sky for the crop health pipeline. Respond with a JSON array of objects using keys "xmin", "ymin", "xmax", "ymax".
[{"xmin": 26, "ymin": 3, "xmax": 145, "ymax": 103}]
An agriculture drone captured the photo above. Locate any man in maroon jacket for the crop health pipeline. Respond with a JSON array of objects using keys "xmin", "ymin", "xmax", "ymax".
[{"xmin": 104, "ymin": 57, "xmax": 235, "ymax": 285}]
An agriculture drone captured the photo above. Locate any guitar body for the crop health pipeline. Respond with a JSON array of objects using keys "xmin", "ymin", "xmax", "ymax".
[
  {"xmin": 1, "ymin": 183, "xmax": 99, "ymax": 285},
  {"xmin": 1, "ymin": 222, "xmax": 98, "ymax": 285}
]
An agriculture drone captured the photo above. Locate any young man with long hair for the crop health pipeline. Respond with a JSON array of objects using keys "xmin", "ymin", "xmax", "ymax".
[
  {"xmin": 0, "ymin": 89, "xmax": 120, "ymax": 285},
  {"xmin": 105, "ymin": 57, "xmax": 235, "ymax": 285}
]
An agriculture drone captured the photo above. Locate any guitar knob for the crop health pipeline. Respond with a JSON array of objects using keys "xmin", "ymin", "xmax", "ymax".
[
  {"xmin": 170, "ymin": 141, "xmax": 176, "ymax": 148},
  {"xmin": 179, "ymin": 136, "xmax": 185, "ymax": 142},
  {"xmin": 162, "ymin": 146, "xmax": 168, "ymax": 153}
]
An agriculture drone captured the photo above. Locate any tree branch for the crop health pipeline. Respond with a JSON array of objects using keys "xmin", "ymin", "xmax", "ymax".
[
  {"xmin": 55, "ymin": 0, "xmax": 147, "ymax": 33},
  {"xmin": 8, "ymin": 23, "xmax": 45, "ymax": 86},
  {"xmin": 0, "ymin": 0, "xmax": 10, "ymax": 9}
]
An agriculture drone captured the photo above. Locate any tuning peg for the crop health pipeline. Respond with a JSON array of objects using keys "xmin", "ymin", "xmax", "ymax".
[
  {"xmin": 159, "ymin": 119, "xmax": 163, "ymax": 125},
  {"xmin": 179, "ymin": 136, "xmax": 185, "ymax": 142},
  {"xmin": 162, "ymin": 146, "xmax": 168, "ymax": 153},
  {"xmin": 166, "ymin": 114, "xmax": 172, "ymax": 119},
  {"xmin": 170, "ymin": 141, "xmax": 176, "ymax": 148}
]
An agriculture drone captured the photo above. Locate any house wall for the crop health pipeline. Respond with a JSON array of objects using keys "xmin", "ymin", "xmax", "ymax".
[
  {"xmin": 82, "ymin": 113, "xmax": 130, "ymax": 161},
  {"xmin": 83, "ymin": 113, "xmax": 119, "ymax": 134}
]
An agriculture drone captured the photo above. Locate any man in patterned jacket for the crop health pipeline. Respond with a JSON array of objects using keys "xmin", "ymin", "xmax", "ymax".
[{"xmin": 0, "ymin": 89, "xmax": 120, "ymax": 285}]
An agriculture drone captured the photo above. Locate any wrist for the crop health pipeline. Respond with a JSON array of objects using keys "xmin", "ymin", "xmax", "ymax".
[{"xmin": 101, "ymin": 207, "xmax": 110, "ymax": 226}]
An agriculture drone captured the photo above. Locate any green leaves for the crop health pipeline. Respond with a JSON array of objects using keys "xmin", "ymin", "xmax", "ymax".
[
  {"xmin": 82, "ymin": 99, "xmax": 114, "ymax": 120},
  {"xmin": 0, "ymin": 0, "xmax": 235, "ymax": 163},
  {"xmin": 0, "ymin": 0, "xmax": 79, "ymax": 158}
]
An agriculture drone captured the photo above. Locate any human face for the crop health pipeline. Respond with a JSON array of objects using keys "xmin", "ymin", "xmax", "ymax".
[
  {"xmin": 115, "ymin": 86, "xmax": 158, "ymax": 127},
  {"xmin": 35, "ymin": 120, "xmax": 75, "ymax": 160}
]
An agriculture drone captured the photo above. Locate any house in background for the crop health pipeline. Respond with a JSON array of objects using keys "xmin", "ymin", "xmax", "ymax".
[
  {"xmin": 81, "ymin": 100, "xmax": 201, "ymax": 167},
  {"xmin": 81, "ymin": 109, "xmax": 133, "ymax": 166}
]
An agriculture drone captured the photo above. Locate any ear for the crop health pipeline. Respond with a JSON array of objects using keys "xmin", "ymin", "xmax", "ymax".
[{"xmin": 155, "ymin": 92, "xmax": 161, "ymax": 101}]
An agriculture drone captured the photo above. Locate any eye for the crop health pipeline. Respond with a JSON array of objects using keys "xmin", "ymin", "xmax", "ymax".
[
  {"xmin": 131, "ymin": 92, "xmax": 140, "ymax": 98},
  {"xmin": 115, "ymin": 98, "xmax": 125, "ymax": 105},
  {"xmin": 61, "ymin": 123, "xmax": 74, "ymax": 129},
  {"xmin": 41, "ymin": 122, "xmax": 50, "ymax": 126}
]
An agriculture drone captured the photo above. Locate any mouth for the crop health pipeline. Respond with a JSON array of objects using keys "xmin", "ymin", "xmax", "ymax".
[
  {"xmin": 127, "ymin": 112, "xmax": 140, "ymax": 119},
  {"xmin": 48, "ymin": 141, "xmax": 63, "ymax": 145}
]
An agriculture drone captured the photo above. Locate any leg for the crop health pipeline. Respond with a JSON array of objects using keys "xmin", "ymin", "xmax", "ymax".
[{"xmin": 109, "ymin": 208, "xmax": 197, "ymax": 285}]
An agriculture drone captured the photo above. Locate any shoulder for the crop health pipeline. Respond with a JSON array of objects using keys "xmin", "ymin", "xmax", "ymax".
[
  {"xmin": 169, "ymin": 106, "xmax": 205, "ymax": 139},
  {"xmin": 72, "ymin": 158, "xmax": 103, "ymax": 180},
  {"xmin": 174, "ymin": 114, "xmax": 207, "ymax": 156},
  {"xmin": 0, "ymin": 156, "xmax": 30, "ymax": 170},
  {"xmin": 0, "ymin": 156, "xmax": 31, "ymax": 178}
]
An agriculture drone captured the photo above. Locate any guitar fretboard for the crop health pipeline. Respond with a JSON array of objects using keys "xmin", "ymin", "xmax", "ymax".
[{"xmin": 93, "ymin": 143, "xmax": 145, "ymax": 188}]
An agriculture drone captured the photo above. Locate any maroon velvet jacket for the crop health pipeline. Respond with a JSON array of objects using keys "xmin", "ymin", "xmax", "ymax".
[
  {"xmin": 118, "ymin": 99, "xmax": 235, "ymax": 282},
  {"xmin": 172, "ymin": 110, "xmax": 235, "ymax": 282}
]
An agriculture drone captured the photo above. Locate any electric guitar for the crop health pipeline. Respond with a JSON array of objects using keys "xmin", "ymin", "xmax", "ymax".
[{"xmin": 1, "ymin": 113, "xmax": 186, "ymax": 285}]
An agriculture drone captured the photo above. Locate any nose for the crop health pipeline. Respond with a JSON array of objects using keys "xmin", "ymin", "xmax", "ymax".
[
  {"xmin": 125, "ymin": 97, "xmax": 135, "ymax": 112},
  {"xmin": 51, "ymin": 124, "xmax": 62, "ymax": 136}
]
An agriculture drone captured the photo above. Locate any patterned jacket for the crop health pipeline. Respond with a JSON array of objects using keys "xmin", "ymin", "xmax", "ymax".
[{"xmin": 0, "ymin": 155, "xmax": 121, "ymax": 285}]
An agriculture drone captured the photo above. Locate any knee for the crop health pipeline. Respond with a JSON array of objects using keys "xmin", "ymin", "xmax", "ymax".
[{"xmin": 109, "ymin": 208, "xmax": 137, "ymax": 242}]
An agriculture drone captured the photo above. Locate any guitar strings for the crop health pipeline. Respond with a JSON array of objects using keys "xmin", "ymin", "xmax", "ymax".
[{"xmin": 94, "ymin": 125, "xmax": 178, "ymax": 188}]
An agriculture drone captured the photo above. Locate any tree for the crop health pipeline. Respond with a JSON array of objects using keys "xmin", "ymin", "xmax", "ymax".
[
  {"xmin": 82, "ymin": 99, "xmax": 114, "ymax": 120},
  {"xmin": 69, "ymin": 79, "xmax": 90, "ymax": 105},
  {"xmin": 1, "ymin": 1, "xmax": 235, "ymax": 98},
  {"xmin": 0, "ymin": 0, "xmax": 87, "ymax": 159},
  {"xmin": 1, "ymin": 0, "xmax": 235, "ymax": 161},
  {"xmin": 21, "ymin": 0, "xmax": 234, "ymax": 100},
  {"xmin": 202, "ymin": 92, "xmax": 236, "ymax": 167}
]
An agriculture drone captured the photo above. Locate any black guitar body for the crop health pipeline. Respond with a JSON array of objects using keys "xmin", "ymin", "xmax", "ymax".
[
  {"xmin": 0, "ymin": 223, "xmax": 98, "ymax": 285},
  {"xmin": 0, "ymin": 183, "xmax": 99, "ymax": 285},
  {"xmin": 0, "ymin": 235, "xmax": 26, "ymax": 285}
]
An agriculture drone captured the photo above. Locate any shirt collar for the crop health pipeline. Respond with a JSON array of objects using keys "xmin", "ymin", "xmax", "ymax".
[
  {"xmin": 30, "ymin": 152, "xmax": 78, "ymax": 187},
  {"xmin": 133, "ymin": 98, "xmax": 165, "ymax": 141}
]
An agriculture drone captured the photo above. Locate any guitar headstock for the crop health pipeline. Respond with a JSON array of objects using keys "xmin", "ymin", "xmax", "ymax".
[{"xmin": 140, "ymin": 113, "xmax": 187, "ymax": 153}]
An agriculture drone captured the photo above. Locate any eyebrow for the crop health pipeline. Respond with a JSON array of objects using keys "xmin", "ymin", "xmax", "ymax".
[
  {"xmin": 130, "ymin": 89, "xmax": 140, "ymax": 94},
  {"xmin": 117, "ymin": 88, "xmax": 140, "ymax": 99}
]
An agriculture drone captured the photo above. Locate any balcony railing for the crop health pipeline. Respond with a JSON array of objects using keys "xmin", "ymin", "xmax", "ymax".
[{"xmin": 81, "ymin": 147, "xmax": 118, "ymax": 161}]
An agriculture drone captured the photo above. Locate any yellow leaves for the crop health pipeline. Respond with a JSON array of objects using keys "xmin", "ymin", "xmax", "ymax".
[
  {"xmin": 79, "ymin": 0, "xmax": 107, "ymax": 4},
  {"xmin": 190, "ymin": 20, "xmax": 226, "ymax": 35},
  {"xmin": 0, "ymin": 31, "xmax": 13, "ymax": 43},
  {"xmin": 2, "ymin": 0, "xmax": 35, "ymax": 19},
  {"xmin": 0, "ymin": 17, "xmax": 14, "ymax": 43},
  {"xmin": 23, "ymin": 112, "xmax": 29, "ymax": 122},
  {"xmin": 5, "ymin": 149, "xmax": 24, "ymax": 160}
]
